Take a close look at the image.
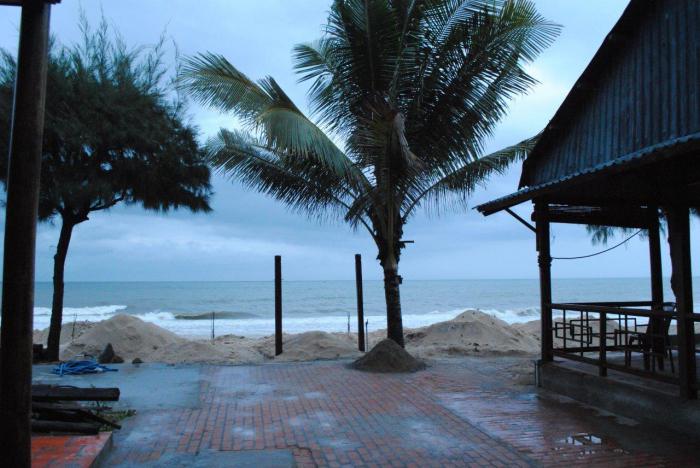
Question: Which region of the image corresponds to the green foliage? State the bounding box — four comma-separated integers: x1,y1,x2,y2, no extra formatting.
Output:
181,0,559,266
0,15,212,225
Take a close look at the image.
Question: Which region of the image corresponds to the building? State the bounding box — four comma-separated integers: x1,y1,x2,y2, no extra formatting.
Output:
477,0,699,431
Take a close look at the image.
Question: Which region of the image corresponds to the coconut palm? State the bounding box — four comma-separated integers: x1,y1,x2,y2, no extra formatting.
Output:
181,0,559,346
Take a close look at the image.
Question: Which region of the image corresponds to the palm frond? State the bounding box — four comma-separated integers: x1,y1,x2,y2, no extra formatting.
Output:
181,53,365,183
402,134,537,219
207,129,373,233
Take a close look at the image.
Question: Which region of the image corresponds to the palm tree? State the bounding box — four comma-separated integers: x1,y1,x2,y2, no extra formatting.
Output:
181,0,559,346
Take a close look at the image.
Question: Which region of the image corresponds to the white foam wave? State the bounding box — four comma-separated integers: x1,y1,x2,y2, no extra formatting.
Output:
30,304,543,338
33,305,127,330
135,306,542,338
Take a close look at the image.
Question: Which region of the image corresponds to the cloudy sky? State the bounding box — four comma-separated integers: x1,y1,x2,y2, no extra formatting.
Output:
1,0,697,281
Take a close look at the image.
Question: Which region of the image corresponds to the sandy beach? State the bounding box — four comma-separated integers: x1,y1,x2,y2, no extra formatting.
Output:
33,309,541,365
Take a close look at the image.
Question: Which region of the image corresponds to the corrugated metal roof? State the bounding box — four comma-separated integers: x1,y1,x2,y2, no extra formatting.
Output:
477,0,700,215
476,131,700,215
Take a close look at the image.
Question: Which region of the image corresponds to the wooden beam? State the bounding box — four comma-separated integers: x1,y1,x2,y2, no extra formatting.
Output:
532,205,649,228
0,1,61,6
355,254,365,352
31,420,100,435
535,202,553,362
666,206,697,399
0,2,52,465
31,385,120,402
274,255,282,356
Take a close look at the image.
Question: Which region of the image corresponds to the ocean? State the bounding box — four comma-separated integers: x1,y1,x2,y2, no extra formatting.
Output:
31,278,698,338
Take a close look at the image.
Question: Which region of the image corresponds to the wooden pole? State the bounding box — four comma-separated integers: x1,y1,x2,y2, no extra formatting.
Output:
648,207,664,370
648,207,664,308
275,255,282,356
355,254,365,351
0,1,52,465
535,202,553,362
666,206,697,399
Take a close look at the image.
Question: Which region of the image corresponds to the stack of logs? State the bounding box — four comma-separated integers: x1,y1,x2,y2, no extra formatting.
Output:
32,385,121,435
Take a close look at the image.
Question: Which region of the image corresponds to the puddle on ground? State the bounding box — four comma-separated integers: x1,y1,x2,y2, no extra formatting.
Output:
555,433,605,455
559,433,602,446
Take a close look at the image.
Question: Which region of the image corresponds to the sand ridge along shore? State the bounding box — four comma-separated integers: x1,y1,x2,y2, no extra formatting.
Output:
33,310,541,365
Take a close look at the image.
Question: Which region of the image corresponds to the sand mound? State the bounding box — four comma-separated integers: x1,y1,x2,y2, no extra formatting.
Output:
352,339,425,373
213,335,266,364
60,314,225,363
33,321,96,346
251,331,360,361
405,310,539,357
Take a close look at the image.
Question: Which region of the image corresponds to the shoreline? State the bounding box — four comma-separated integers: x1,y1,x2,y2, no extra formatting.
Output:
33,310,542,365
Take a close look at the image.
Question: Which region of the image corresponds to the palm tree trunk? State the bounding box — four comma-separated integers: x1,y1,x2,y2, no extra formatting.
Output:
383,259,404,347
46,217,75,361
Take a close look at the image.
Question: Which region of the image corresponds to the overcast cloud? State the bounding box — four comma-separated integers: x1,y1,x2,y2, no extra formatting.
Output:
1,0,697,281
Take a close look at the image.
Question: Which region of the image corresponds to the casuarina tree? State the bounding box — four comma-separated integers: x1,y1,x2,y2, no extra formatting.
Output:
0,17,212,361
180,0,559,346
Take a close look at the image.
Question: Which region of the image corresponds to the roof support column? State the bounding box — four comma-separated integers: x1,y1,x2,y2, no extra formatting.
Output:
648,206,665,370
666,205,697,399
0,1,53,465
535,201,553,362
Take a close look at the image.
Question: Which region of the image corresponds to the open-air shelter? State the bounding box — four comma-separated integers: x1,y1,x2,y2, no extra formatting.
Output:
477,0,699,403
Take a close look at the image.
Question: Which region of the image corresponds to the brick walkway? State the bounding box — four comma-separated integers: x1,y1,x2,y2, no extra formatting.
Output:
102,358,699,467
32,432,112,467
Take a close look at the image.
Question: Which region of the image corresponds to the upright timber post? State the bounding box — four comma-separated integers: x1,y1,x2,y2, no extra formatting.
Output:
0,1,53,465
666,206,697,399
355,254,365,352
535,201,553,362
274,255,282,356
648,206,664,370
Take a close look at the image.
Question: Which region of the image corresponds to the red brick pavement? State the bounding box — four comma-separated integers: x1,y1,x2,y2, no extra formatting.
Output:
105,359,699,467
32,432,112,467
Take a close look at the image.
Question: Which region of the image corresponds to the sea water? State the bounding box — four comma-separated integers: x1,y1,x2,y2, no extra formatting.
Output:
31,278,697,338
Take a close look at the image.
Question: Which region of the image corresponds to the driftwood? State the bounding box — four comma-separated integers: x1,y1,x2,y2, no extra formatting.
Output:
30,385,121,434
32,420,100,435
32,385,120,402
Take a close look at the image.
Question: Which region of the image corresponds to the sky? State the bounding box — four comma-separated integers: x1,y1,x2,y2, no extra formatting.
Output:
0,0,697,282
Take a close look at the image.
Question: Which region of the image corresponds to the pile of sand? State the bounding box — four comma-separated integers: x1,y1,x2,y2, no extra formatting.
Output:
405,310,539,357
213,334,266,363
250,331,361,362
31,309,547,365
33,320,95,346
60,314,228,364
353,339,425,373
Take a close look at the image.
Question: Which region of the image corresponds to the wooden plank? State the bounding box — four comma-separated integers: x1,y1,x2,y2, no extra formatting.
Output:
31,420,99,435
532,205,649,228
31,385,120,402
32,402,121,429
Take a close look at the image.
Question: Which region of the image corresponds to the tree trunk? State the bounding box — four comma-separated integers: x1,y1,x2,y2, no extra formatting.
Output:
46,217,75,361
383,262,404,347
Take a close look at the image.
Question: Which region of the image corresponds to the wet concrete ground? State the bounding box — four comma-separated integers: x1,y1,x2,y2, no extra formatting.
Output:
33,358,700,467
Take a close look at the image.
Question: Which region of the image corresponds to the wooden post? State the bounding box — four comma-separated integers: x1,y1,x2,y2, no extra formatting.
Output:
599,311,607,377
275,255,282,356
355,254,365,352
648,207,664,370
535,202,553,362
666,206,697,399
0,1,53,465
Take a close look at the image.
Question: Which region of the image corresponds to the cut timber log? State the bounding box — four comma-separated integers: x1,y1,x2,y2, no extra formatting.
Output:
31,420,100,435
32,385,120,402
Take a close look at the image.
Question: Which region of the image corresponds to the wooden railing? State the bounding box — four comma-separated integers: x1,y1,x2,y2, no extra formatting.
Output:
548,301,698,390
